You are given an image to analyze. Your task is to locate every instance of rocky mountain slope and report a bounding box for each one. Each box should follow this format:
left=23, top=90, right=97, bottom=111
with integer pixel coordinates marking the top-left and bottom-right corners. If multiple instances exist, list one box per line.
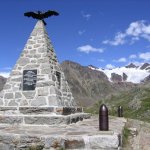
left=61, top=61, right=137, bottom=106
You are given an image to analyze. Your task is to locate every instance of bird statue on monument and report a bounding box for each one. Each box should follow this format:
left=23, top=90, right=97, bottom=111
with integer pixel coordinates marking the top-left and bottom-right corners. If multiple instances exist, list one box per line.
left=24, top=10, right=59, bottom=25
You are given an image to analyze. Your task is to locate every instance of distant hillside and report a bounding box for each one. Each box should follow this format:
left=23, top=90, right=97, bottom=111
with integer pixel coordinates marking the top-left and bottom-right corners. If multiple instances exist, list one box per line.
left=86, top=85, right=150, bottom=122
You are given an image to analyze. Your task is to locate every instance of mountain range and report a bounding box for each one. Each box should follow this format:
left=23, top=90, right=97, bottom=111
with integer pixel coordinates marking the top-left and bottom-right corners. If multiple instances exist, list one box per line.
left=88, top=62, right=150, bottom=83
left=61, top=61, right=140, bottom=106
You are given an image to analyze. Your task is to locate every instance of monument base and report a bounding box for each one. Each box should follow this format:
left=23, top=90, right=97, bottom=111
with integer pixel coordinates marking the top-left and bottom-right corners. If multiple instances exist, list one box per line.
left=0, top=106, right=91, bottom=125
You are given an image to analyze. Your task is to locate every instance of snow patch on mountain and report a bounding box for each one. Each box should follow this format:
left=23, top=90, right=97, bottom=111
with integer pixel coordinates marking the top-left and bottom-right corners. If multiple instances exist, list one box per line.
left=0, top=72, right=10, bottom=78
left=89, top=63, right=150, bottom=83
left=98, top=67, right=149, bottom=83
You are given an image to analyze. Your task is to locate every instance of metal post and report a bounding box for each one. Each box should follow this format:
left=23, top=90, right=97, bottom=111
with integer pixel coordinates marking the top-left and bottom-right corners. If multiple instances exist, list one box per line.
left=118, top=106, right=123, bottom=117
left=99, top=104, right=109, bottom=131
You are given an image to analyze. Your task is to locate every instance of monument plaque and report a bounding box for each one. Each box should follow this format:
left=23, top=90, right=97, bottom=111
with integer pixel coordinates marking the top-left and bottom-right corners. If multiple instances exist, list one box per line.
left=23, top=70, right=37, bottom=91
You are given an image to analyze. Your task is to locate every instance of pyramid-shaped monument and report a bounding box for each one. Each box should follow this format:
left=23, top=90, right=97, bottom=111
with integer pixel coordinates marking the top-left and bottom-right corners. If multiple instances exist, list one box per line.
left=0, top=20, right=90, bottom=125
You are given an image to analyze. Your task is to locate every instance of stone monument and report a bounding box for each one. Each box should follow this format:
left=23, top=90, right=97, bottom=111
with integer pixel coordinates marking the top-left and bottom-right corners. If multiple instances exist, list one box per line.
left=0, top=12, right=126, bottom=150
left=0, top=11, right=90, bottom=125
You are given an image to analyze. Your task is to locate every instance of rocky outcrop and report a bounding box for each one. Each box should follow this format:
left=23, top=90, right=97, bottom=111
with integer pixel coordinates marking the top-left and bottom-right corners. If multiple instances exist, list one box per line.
left=126, top=63, right=137, bottom=68
left=140, top=63, right=150, bottom=70
left=88, top=65, right=98, bottom=70
left=110, top=72, right=128, bottom=82
left=123, top=73, right=128, bottom=81
left=111, top=73, right=122, bottom=82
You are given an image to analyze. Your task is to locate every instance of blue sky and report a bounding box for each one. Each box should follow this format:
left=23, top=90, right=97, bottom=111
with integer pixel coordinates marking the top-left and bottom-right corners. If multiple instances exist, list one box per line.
left=0, top=0, right=150, bottom=76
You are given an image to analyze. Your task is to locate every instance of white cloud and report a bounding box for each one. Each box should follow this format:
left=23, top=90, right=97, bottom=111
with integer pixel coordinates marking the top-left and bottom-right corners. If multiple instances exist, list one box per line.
left=81, top=11, right=91, bottom=20
left=77, top=45, right=104, bottom=54
left=139, top=52, right=150, bottom=61
left=118, top=57, right=127, bottom=62
left=103, top=20, right=150, bottom=46
left=103, top=32, right=126, bottom=46
left=129, top=54, right=137, bottom=59
left=141, top=34, right=150, bottom=41
left=105, top=64, right=115, bottom=69
left=126, top=21, right=143, bottom=36
left=0, top=72, right=10, bottom=78
left=113, top=57, right=127, bottom=63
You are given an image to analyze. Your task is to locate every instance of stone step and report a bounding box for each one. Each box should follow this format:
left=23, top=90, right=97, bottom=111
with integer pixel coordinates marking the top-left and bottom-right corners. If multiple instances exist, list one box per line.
left=0, top=106, right=83, bottom=115
left=0, top=132, right=120, bottom=150
left=0, top=113, right=91, bottom=125
left=0, top=116, right=126, bottom=150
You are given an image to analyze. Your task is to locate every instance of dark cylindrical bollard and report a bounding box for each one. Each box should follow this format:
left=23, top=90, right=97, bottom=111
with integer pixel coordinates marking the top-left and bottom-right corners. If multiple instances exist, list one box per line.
left=99, top=104, right=109, bottom=131
left=118, top=106, right=123, bottom=117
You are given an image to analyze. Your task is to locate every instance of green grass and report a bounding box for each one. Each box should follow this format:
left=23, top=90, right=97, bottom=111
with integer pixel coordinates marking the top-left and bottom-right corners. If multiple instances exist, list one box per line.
left=84, top=100, right=103, bottom=114
left=122, top=127, right=130, bottom=146
left=84, top=87, right=150, bottom=123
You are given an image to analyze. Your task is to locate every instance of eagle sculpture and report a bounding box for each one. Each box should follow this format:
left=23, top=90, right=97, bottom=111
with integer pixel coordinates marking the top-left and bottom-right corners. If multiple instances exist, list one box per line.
left=24, top=10, right=59, bottom=25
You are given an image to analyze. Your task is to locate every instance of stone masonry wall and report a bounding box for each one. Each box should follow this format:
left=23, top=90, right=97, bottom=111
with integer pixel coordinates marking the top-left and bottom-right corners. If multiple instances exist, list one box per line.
left=0, top=21, right=76, bottom=108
